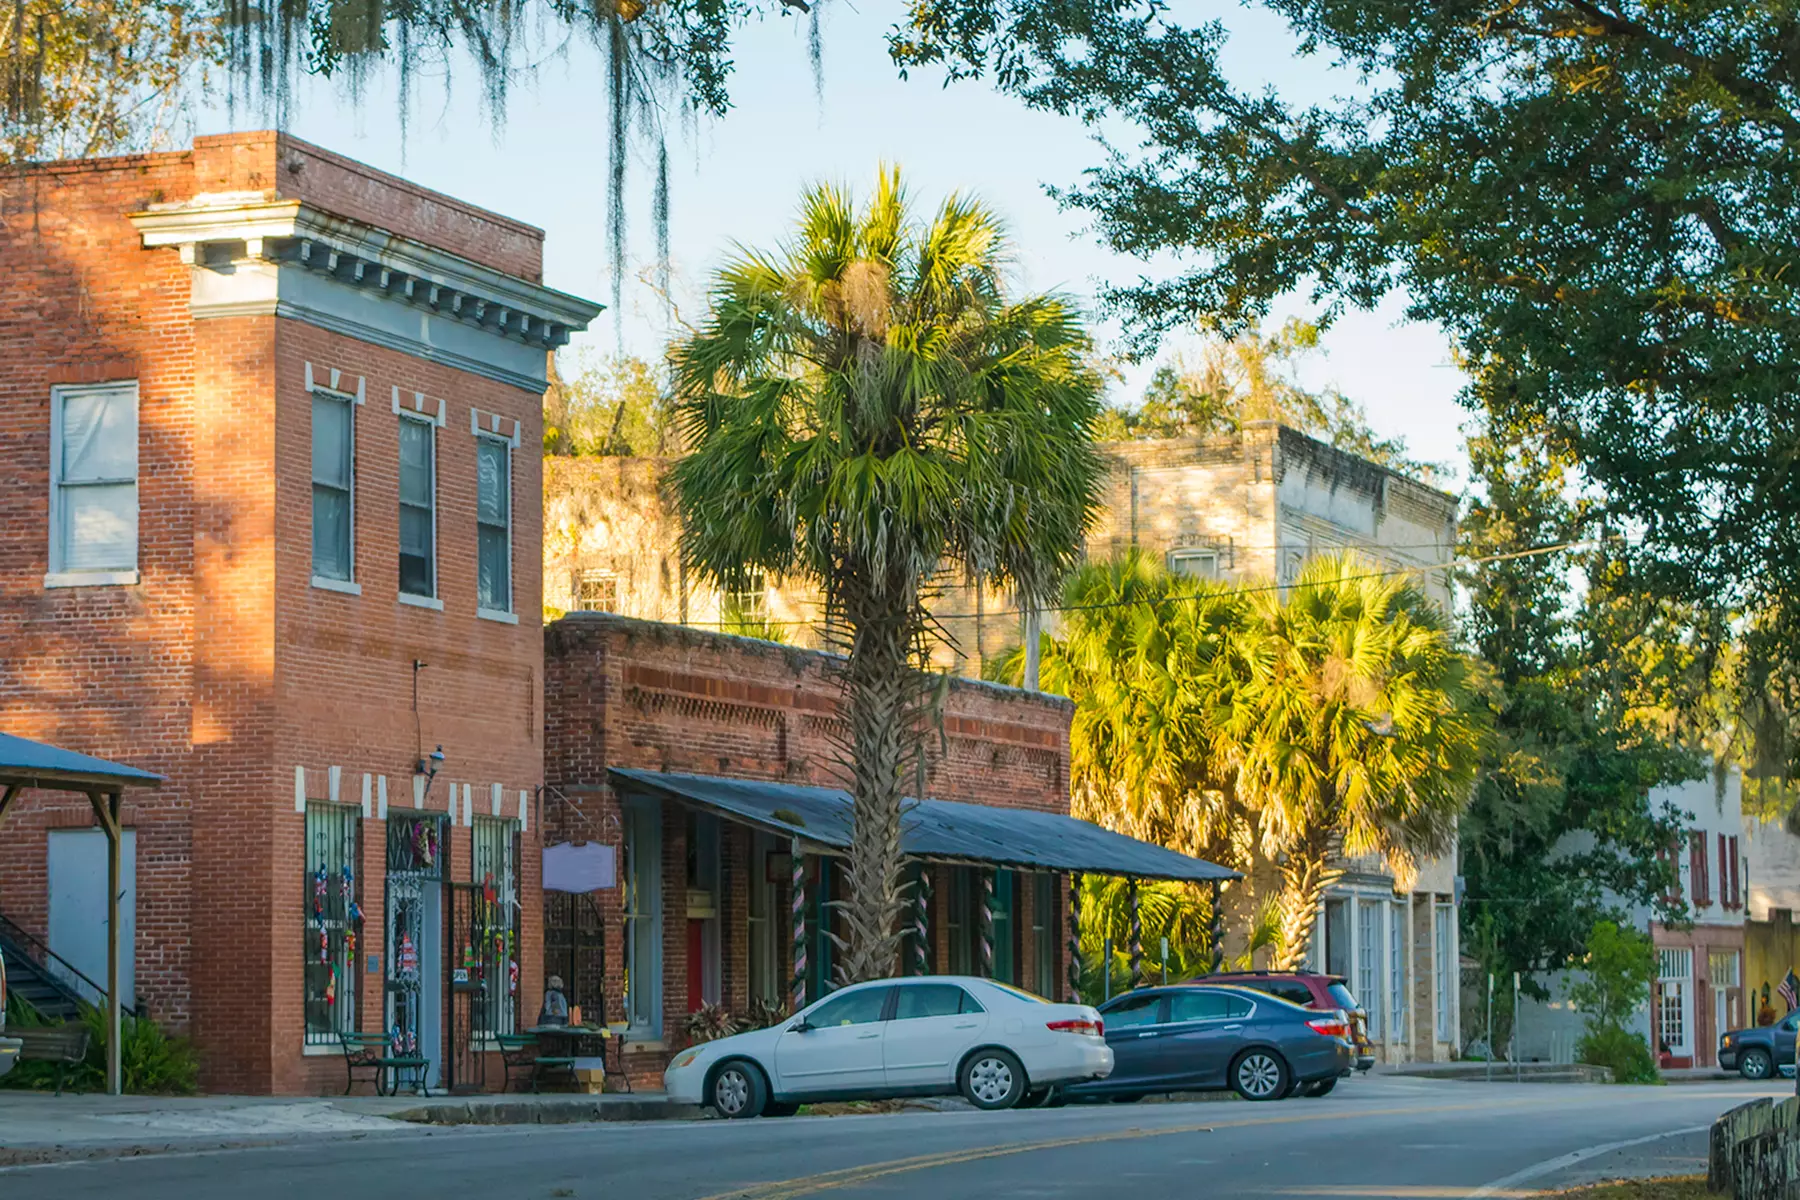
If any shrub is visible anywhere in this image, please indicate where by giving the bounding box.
[1,1003,198,1095]
[1579,1024,1661,1085]
[682,1001,742,1046]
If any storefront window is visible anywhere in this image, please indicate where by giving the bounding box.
[304,802,362,1044]
[472,816,520,1038]
[1032,873,1056,998]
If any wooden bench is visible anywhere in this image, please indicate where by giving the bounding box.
[338,1032,430,1097]
[496,1033,576,1093]
[16,1024,90,1096]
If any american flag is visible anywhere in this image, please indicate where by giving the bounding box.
[1780,969,1799,1013]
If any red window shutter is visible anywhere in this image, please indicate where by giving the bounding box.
[1730,836,1742,909]
[1720,834,1730,907]
[1690,831,1710,907]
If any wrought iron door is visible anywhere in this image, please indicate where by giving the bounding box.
[446,881,488,1093]
[385,814,447,1087]
[545,891,607,1023]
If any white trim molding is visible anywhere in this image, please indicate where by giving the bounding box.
[393,387,448,426]
[412,775,427,809]
[378,775,390,820]
[294,766,307,813]
[477,607,519,625]
[327,765,342,804]
[491,783,504,817]
[305,363,367,404]
[398,592,444,612]
[130,198,602,391]
[468,407,522,448]
[45,569,140,589]
[519,789,530,832]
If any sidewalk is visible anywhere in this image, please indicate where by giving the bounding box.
[0,1088,699,1164]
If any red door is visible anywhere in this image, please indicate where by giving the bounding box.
[687,919,705,1012]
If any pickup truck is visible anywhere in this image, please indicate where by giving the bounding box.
[0,946,19,1078]
[1719,1011,1800,1079]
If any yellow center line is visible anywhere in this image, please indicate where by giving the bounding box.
[691,1097,1558,1200]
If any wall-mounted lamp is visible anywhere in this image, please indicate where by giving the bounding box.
[417,745,445,784]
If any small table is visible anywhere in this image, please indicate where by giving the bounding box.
[525,1024,630,1092]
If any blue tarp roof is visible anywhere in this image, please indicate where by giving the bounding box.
[608,768,1238,883]
[0,731,163,790]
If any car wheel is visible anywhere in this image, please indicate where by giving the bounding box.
[961,1049,1028,1110]
[1303,1077,1337,1098]
[1742,1048,1774,1081]
[710,1061,767,1119]
[1042,1088,1068,1109]
[1231,1049,1290,1102]
[762,1101,800,1118]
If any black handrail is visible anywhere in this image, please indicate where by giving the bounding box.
[0,908,140,1018]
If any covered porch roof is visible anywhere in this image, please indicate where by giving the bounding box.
[608,768,1238,884]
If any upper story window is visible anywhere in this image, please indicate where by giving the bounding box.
[49,381,139,586]
[311,389,355,583]
[575,568,618,612]
[1168,548,1220,580]
[398,415,436,600]
[476,436,512,614]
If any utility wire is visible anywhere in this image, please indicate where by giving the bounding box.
[612,538,1609,632]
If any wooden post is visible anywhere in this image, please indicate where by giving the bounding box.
[86,790,125,1097]
[1022,606,1042,691]
[790,840,807,1012]
[1210,880,1224,975]
[0,783,19,836]
[1128,877,1143,990]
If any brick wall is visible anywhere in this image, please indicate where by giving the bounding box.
[542,613,1073,1082]
[1,136,554,1094]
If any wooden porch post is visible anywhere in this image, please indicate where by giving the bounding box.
[0,783,19,836]
[1128,877,1143,990]
[87,789,124,1096]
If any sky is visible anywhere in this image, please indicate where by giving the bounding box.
[193,1,1475,486]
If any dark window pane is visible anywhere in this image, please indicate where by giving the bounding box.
[1169,990,1231,1023]
[1101,994,1164,1029]
[1225,996,1254,1019]
[400,506,433,596]
[311,395,350,489]
[313,486,350,579]
[399,420,433,506]
[477,440,508,523]
[893,984,973,1020]
[479,526,509,610]
[1327,983,1359,1010]
[806,986,889,1028]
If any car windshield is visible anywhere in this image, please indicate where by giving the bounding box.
[1327,983,1359,1010]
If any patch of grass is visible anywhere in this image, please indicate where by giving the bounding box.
[1540,1175,1706,1199]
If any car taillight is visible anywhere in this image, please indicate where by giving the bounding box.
[1048,1018,1103,1037]
[1307,1014,1350,1039]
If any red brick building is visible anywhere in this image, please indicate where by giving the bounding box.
[542,614,1230,1086]
[0,133,599,1093]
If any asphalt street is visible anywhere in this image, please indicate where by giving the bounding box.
[0,1075,1782,1200]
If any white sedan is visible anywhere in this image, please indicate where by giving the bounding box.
[664,976,1112,1117]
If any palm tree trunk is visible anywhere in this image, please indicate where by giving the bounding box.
[1271,844,1342,972]
[837,603,916,983]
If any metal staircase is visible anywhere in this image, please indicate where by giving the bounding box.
[0,910,133,1023]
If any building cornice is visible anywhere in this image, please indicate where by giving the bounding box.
[129,195,601,385]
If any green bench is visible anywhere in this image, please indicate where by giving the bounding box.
[496,1033,576,1093]
[338,1032,430,1096]
[15,1025,90,1096]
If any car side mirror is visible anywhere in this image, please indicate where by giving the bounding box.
[787,1020,813,1034]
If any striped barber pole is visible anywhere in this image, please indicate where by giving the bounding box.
[791,842,807,1011]
[1209,880,1224,974]
[1067,872,1083,1001]
[979,869,995,977]
[913,868,932,976]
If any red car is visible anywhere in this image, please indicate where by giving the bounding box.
[1202,971,1375,1073]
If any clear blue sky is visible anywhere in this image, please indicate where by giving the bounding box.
[195,1,1473,482]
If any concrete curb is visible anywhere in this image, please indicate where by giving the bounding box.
[385,1097,703,1125]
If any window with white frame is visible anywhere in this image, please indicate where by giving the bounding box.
[622,800,662,1038]
[1168,548,1220,580]
[472,816,520,1037]
[723,571,768,624]
[576,568,618,612]
[476,436,512,613]
[398,415,436,598]
[311,389,354,582]
[51,381,139,581]
[1389,903,1407,1043]
[1356,900,1381,1040]
[304,802,363,1044]
[1434,903,1453,1041]
[1658,947,1692,1054]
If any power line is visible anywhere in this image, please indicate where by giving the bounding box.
[626,538,1605,632]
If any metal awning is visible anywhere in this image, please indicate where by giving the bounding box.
[0,731,163,1097]
[608,768,1238,883]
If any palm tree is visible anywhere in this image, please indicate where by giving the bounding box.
[668,169,1107,982]
[1226,554,1488,969]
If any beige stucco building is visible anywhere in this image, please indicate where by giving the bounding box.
[541,421,1464,1062]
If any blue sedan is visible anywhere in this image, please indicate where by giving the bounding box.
[1067,984,1355,1102]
